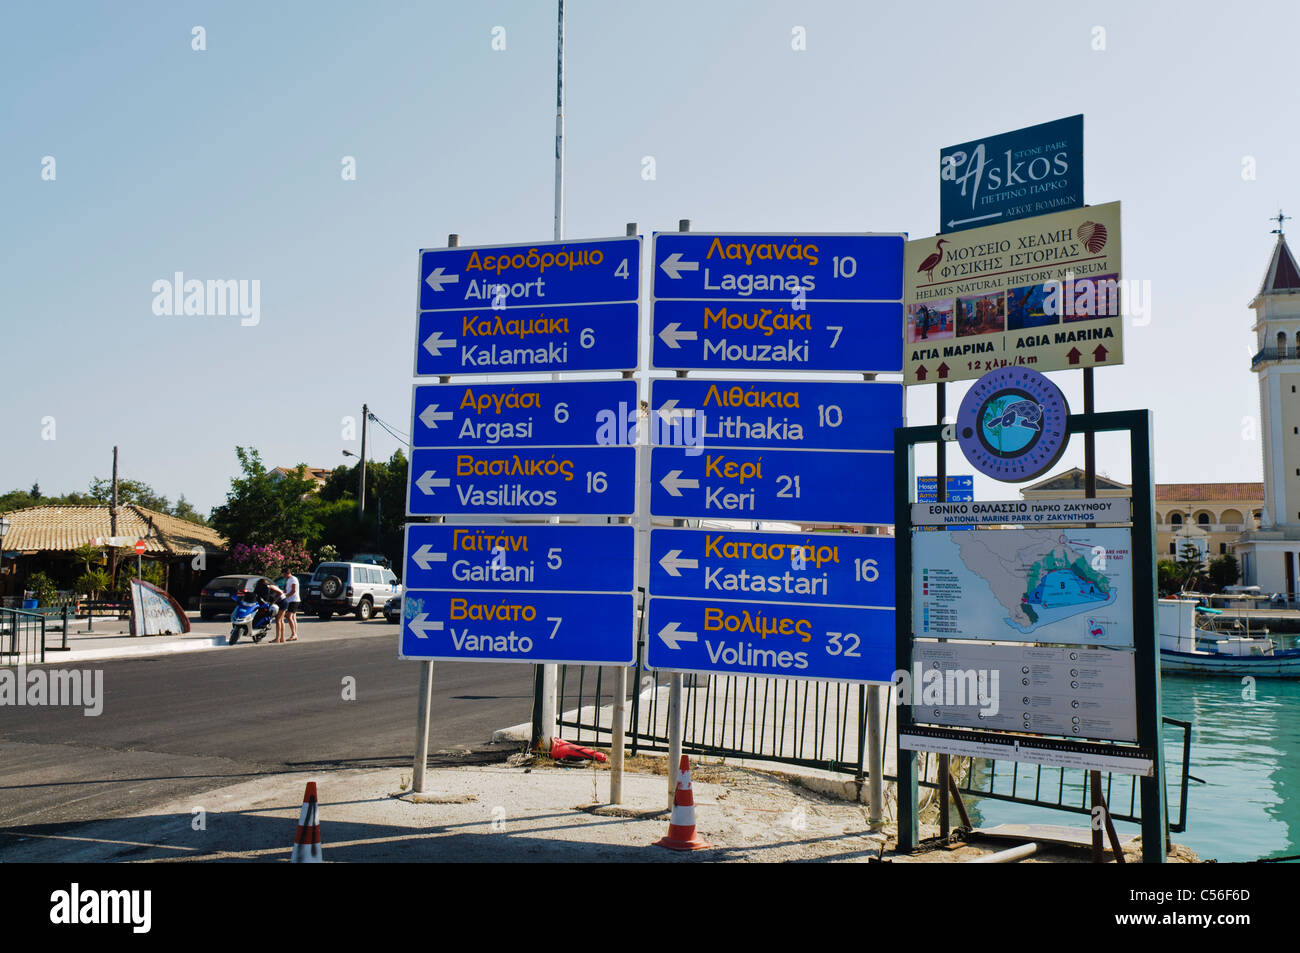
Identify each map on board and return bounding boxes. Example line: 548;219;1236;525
912;527;1133;647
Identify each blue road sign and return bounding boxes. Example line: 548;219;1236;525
650;233;903;373
400;589;635;664
419;237;641;311
652;234;902;301
415;236;640;375
649;528;894;608
414;303;638;376
650;379;902;453
916;475;975;502
403;524;634;593
940;115;1083;234
412;380;637;449
407;447;636;517
649;447;893;524
646;596;894;682
651;300;901;373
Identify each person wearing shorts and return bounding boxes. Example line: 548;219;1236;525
280;568;301;642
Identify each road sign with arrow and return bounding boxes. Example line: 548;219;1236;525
645;596;894;682
649;232;904;372
406;446;636;517
411;380;636;448
402;523;634;593
414;236;641;375
399;589;635;664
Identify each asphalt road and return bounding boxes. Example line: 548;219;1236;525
0;628;535;845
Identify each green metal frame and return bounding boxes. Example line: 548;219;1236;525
894;409;1167;863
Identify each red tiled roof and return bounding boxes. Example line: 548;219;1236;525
1155;483;1263;502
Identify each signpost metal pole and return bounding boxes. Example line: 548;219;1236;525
866;683;884;824
412;232;458;793
894;429;919;851
665;217;690;809
936;383;950;840
609;219;636;805
539;0;566;748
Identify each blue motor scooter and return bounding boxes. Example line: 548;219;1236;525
229;588;275;645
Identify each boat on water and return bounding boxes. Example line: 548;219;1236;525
1158;598;1300;677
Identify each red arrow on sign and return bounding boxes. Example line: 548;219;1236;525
937;362;950;379
1067;347;1082;365
134;539;146;555
915;365;928;381
1093;344;1109;362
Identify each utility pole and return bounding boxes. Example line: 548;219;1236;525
358;402;369;518
108;446;119;587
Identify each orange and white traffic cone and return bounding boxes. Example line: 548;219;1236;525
550;737;609;762
290;781;322;863
654;755;711;851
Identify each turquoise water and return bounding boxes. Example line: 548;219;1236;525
966;670;1300;862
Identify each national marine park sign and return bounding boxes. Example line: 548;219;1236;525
903;201;1122;386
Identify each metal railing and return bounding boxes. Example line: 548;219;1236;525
0;608;46;664
557;646;1195;833
1252;347;1300;367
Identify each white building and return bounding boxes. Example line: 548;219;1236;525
1233;230;1300;596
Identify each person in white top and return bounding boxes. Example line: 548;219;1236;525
275;568;301;643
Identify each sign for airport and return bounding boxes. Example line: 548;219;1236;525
650;233;904;372
414;236;641;376
649;447;893;524
406;446;636;517
646;596;894;683
399;589;635;664
402;524;635;593
903;200;1122;385
649;379;903;453
411;380;637;448
648;528;894;607
940;115;1083;233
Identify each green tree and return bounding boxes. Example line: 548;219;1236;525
1208;552;1240;591
75;569;111;598
26;571;59;606
1177;542;1206;591
209;448;321;546
1157;559;1181;595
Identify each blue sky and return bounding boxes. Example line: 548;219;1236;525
2;0;1295;510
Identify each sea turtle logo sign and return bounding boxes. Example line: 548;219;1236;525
956;367;1069;481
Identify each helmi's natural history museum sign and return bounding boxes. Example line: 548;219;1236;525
903;201;1122;386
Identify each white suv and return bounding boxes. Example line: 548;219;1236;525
309;562;401;621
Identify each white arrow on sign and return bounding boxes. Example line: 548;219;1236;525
422;330;458;358
425;266;460;292
657;621;698;650
408;613;444;639
946;211;1002;228
411;544;447;570
656;399;695;423
416;470;451;495
659;252;699;280
658;323;698;349
659;470;699;497
419;404;453;429
658;549;698;577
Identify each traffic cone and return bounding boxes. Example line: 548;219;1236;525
290;781;322;863
654;755;711;851
550;737;609;762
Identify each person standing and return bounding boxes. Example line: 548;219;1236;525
281;567;301;642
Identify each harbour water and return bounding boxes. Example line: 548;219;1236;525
968;666;1300;863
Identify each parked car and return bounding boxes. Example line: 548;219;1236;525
308;562;401;621
199;575;271;621
384;594;402;624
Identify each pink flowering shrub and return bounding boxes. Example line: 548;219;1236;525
227;540;312;579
